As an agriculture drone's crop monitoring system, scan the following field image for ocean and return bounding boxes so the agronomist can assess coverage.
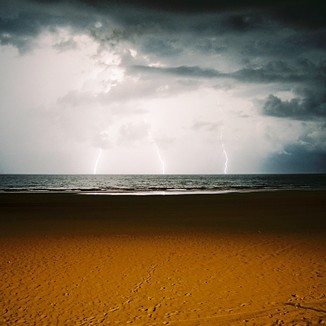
[0,174,325,195]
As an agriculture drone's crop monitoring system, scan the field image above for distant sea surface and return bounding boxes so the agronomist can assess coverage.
[0,174,325,195]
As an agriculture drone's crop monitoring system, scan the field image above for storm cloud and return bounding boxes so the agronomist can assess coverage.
[0,0,325,173]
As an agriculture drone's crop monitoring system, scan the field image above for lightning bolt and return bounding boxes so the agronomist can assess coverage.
[148,131,165,174]
[218,103,229,174]
[220,128,228,174]
[93,148,103,175]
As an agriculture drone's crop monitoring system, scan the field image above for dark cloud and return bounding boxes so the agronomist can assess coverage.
[140,38,182,58]
[262,93,326,120]
[262,146,326,173]
[78,0,326,30]
[130,65,225,79]
[2,0,325,53]
[0,1,85,51]
[261,60,326,120]
[261,118,326,173]
[233,59,323,83]
[271,0,326,29]
[232,59,326,84]
[224,13,264,32]
[130,59,325,84]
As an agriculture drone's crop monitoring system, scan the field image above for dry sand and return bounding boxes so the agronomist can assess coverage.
[0,191,325,325]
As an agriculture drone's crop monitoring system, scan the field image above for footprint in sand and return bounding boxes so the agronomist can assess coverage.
[109,306,120,312]
[165,311,180,318]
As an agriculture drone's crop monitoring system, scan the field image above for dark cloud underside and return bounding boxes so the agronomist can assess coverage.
[263,147,326,173]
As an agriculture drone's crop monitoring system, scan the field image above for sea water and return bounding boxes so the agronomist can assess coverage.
[0,174,325,195]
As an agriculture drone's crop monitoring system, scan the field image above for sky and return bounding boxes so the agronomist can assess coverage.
[0,0,325,174]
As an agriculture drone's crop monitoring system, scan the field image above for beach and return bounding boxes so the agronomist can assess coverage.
[1,191,325,325]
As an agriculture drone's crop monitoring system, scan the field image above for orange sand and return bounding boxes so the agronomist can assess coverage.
[0,192,325,325]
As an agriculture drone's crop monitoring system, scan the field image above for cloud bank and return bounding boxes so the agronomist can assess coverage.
[0,0,325,173]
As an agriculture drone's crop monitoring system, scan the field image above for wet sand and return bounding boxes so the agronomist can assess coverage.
[1,191,325,325]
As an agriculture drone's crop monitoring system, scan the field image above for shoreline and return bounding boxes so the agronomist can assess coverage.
[0,187,325,195]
